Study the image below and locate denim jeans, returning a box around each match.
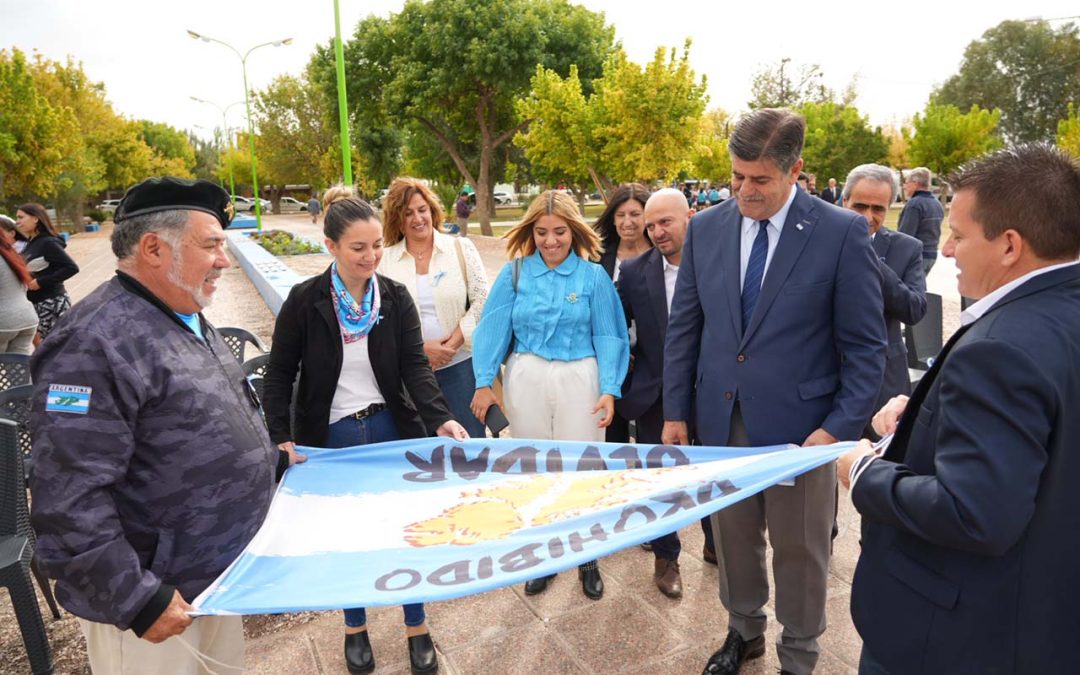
[435,357,486,439]
[325,411,426,628]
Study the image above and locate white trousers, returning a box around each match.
[504,353,604,442]
[79,615,244,675]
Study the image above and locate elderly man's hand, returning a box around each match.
[142,590,194,644]
[872,395,909,437]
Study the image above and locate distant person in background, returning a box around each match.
[708,184,721,206]
[15,203,79,343]
[718,183,731,202]
[820,177,841,204]
[797,172,810,192]
[808,174,819,197]
[0,215,38,353]
[899,166,946,274]
[379,177,490,440]
[455,191,471,237]
[593,183,653,443]
[307,193,321,224]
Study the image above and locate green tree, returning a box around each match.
[691,108,733,184]
[933,20,1080,143]
[333,0,615,234]
[189,130,222,183]
[748,59,832,109]
[514,64,594,196]
[139,120,196,178]
[1058,103,1080,157]
[909,104,1003,193]
[0,48,79,204]
[799,101,888,184]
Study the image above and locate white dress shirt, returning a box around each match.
[663,258,679,314]
[739,184,797,291]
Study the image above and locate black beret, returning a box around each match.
[115,177,234,228]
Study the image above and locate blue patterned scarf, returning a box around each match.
[330,262,380,344]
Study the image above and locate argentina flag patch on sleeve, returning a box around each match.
[46,384,92,414]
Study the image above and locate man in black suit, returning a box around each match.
[820,177,841,204]
[617,188,715,598]
[842,163,926,422]
[839,144,1080,674]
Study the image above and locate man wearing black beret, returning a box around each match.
[29,177,304,672]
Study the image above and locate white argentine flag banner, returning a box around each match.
[193,438,853,615]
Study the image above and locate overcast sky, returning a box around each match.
[3,0,1077,139]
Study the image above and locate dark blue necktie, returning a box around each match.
[741,220,770,330]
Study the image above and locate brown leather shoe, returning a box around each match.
[654,558,683,598]
[703,544,717,566]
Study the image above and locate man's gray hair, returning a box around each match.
[111,209,190,260]
[905,167,932,189]
[842,163,899,203]
[727,108,806,173]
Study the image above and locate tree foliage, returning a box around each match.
[139,120,196,178]
[690,108,733,183]
[933,20,1080,144]
[331,0,615,234]
[909,104,1003,180]
[748,59,833,109]
[253,72,338,191]
[799,101,888,183]
[1057,103,1080,158]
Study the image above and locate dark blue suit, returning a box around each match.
[617,248,713,559]
[663,187,886,672]
[851,263,1080,674]
[872,227,926,416]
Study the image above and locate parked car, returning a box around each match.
[97,199,122,214]
[493,191,514,205]
[232,196,271,213]
[278,196,308,213]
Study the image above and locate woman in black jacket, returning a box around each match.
[15,203,79,342]
[262,185,466,675]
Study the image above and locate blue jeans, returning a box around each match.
[435,357,485,439]
[325,411,426,628]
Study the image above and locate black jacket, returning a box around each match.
[22,234,79,303]
[263,267,453,446]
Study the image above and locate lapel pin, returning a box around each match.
[795,223,804,231]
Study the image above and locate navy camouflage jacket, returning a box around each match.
[29,273,283,634]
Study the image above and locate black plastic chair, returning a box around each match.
[1,418,54,674]
[0,352,31,391]
[905,292,944,385]
[217,327,268,364]
[0,384,61,622]
[241,353,271,379]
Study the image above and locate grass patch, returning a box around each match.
[250,230,324,256]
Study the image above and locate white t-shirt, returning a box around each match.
[328,335,386,424]
[416,274,469,370]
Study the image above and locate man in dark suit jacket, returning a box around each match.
[820,177,841,204]
[616,188,711,599]
[840,144,1080,674]
[842,163,927,421]
[662,109,886,675]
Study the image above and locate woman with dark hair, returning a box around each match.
[592,183,652,443]
[262,185,467,675]
[15,203,79,342]
[471,190,629,600]
[378,177,489,439]
[0,215,38,353]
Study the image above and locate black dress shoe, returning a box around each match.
[701,628,765,674]
[524,574,556,595]
[408,632,439,674]
[578,561,603,600]
[344,631,374,674]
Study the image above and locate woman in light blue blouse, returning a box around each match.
[470,190,630,600]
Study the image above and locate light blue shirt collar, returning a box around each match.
[527,249,580,276]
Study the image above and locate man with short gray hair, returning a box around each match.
[843,163,927,425]
[30,177,303,673]
[899,166,945,274]
[663,108,886,675]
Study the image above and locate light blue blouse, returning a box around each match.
[472,250,629,397]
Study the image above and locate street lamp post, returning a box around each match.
[187,30,293,231]
[191,97,245,209]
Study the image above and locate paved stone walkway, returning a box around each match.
[37,214,967,674]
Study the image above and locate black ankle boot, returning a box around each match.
[344,631,374,674]
[578,560,603,599]
[524,574,556,595]
[408,632,438,674]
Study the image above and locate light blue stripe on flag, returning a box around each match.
[46,385,91,414]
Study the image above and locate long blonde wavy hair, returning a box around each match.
[504,190,603,261]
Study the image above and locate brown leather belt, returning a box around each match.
[348,402,387,421]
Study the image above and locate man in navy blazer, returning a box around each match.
[842,163,927,420]
[663,108,886,675]
[616,188,713,598]
[840,145,1080,674]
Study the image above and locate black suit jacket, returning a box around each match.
[263,267,453,446]
[851,264,1080,674]
[872,227,926,408]
[615,248,669,421]
[820,186,841,205]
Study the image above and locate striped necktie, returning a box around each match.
[741,220,770,331]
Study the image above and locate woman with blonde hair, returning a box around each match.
[470,190,629,600]
[263,185,468,674]
[378,177,489,439]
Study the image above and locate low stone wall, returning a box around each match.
[226,231,306,316]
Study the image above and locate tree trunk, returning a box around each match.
[269,185,281,215]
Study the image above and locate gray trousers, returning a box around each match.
[710,405,836,675]
[0,326,36,355]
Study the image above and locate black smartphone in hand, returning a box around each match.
[485,404,509,436]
